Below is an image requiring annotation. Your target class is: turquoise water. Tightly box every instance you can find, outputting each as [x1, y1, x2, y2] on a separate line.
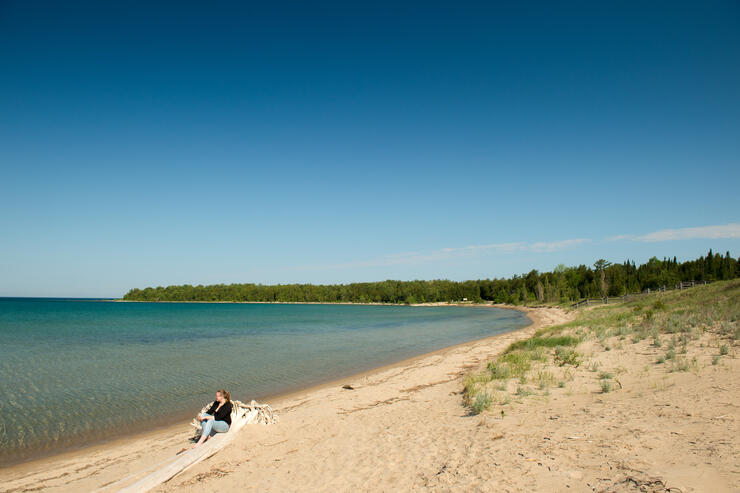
[0, 298, 529, 465]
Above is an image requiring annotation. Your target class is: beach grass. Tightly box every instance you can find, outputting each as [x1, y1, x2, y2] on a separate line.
[463, 279, 739, 414]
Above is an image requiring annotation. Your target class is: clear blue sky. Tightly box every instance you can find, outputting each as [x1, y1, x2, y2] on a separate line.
[1, 1, 739, 297]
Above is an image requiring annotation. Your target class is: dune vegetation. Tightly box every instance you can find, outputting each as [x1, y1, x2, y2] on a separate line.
[463, 278, 739, 414]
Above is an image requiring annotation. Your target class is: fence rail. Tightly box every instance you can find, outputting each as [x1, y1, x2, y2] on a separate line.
[570, 280, 710, 309]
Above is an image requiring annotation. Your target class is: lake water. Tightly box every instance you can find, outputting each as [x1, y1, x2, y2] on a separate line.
[0, 298, 529, 465]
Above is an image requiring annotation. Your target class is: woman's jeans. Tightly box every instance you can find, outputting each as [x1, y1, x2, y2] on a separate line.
[198, 413, 230, 437]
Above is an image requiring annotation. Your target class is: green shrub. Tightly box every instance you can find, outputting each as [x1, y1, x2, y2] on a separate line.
[499, 352, 532, 377]
[487, 362, 511, 380]
[506, 335, 581, 353]
[530, 347, 548, 362]
[600, 380, 612, 393]
[537, 371, 554, 390]
[653, 300, 666, 310]
[670, 357, 690, 372]
[720, 344, 729, 356]
[516, 386, 532, 397]
[471, 392, 493, 414]
[632, 329, 648, 343]
[555, 346, 581, 367]
[463, 373, 487, 405]
[610, 325, 631, 338]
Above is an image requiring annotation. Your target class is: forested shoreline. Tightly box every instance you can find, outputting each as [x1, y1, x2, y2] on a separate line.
[122, 250, 739, 305]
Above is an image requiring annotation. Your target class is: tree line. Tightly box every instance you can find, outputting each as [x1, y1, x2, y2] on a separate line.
[122, 250, 739, 305]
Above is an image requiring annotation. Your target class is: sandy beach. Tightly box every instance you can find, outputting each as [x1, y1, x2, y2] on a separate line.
[2, 302, 737, 492]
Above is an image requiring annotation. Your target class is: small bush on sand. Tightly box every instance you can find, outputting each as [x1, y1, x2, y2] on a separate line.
[600, 380, 612, 393]
[670, 357, 690, 372]
[720, 344, 729, 356]
[537, 371, 555, 390]
[610, 325, 631, 338]
[667, 337, 677, 350]
[555, 346, 581, 367]
[471, 392, 493, 414]
[487, 362, 511, 380]
[632, 329, 648, 343]
[712, 355, 720, 365]
[463, 373, 488, 405]
[499, 352, 532, 378]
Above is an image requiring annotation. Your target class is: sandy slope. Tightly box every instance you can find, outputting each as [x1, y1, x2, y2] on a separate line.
[3, 305, 737, 492]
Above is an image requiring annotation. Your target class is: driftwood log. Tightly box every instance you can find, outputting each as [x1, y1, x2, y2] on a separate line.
[95, 399, 277, 493]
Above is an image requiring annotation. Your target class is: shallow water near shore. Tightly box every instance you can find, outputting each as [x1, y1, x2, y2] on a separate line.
[0, 298, 529, 466]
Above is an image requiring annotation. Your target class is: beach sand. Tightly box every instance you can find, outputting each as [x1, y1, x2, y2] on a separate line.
[2, 305, 737, 492]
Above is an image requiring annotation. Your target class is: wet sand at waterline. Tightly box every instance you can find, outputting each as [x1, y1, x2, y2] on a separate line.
[3, 305, 738, 492]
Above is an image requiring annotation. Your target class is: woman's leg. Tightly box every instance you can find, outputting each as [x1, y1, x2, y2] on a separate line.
[193, 419, 214, 447]
[211, 420, 229, 434]
[193, 417, 228, 447]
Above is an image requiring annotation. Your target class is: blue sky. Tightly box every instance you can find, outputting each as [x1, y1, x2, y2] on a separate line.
[1, 1, 739, 297]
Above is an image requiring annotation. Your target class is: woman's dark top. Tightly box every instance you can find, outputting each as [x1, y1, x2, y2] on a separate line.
[205, 400, 233, 426]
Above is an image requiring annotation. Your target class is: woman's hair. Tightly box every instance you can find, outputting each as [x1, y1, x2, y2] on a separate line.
[217, 389, 231, 402]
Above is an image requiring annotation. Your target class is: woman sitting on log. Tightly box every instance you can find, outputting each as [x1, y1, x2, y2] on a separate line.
[193, 389, 232, 447]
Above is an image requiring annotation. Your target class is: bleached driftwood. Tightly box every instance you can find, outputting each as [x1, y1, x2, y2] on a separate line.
[96, 400, 277, 493]
[190, 399, 277, 431]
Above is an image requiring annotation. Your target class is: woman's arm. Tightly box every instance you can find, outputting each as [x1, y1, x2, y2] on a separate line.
[199, 401, 218, 420]
[213, 402, 232, 421]
[205, 400, 218, 415]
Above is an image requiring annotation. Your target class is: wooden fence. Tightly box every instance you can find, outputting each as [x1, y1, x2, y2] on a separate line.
[570, 280, 710, 309]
